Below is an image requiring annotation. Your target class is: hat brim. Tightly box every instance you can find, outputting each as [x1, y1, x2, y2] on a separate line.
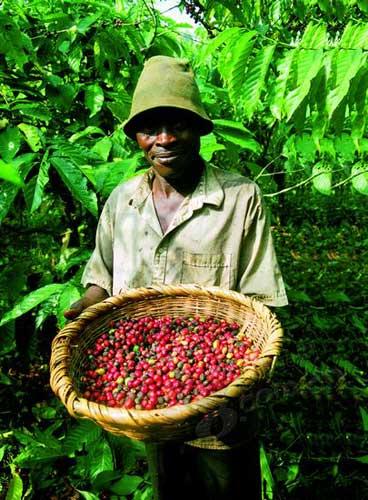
[123, 106, 213, 140]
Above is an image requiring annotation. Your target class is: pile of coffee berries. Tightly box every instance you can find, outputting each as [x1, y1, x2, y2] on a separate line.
[79, 315, 260, 410]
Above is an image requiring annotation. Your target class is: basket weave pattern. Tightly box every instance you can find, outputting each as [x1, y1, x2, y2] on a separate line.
[50, 285, 283, 442]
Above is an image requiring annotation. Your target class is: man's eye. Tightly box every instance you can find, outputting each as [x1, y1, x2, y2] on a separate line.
[141, 127, 155, 135]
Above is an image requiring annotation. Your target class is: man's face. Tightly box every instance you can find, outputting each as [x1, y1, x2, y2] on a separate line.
[135, 108, 201, 180]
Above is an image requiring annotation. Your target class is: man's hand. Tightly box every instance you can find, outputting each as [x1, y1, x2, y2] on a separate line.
[63, 285, 109, 320]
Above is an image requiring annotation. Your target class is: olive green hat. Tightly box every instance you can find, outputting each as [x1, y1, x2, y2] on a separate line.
[123, 56, 213, 139]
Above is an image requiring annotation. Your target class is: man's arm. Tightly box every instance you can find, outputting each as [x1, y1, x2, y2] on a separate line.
[63, 284, 109, 320]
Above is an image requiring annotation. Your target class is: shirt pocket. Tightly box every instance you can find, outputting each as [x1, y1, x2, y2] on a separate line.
[180, 252, 232, 288]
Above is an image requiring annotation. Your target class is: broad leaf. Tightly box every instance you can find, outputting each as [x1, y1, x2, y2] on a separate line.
[359, 407, 368, 432]
[228, 31, 257, 106]
[285, 49, 324, 120]
[312, 162, 332, 195]
[0, 127, 22, 161]
[110, 475, 143, 496]
[5, 468, 23, 500]
[0, 160, 24, 186]
[340, 22, 368, 49]
[213, 119, 260, 152]
[202, 27, 243, 60]
[300, 22, 327, 49]
[0, 157, 35, 222]
[51, 156, 98, 216]
[326, 49, 364, 118]
[242, 45, 275, 120]
[77, 491, 100, 500]
[351, 162, 368, 195]
[200, 133, 225, 161]
[63, 420, 102, 455]
[0, 284, 65, 327]
[30, 154, 50, 213]
[270, 50, 294, 120]
[85, 84, 104, 117]
[92, 136, 112, 161]
[88, 439, 114, 480]
[57, 283, 81, 328]
[69, 126, 105, 144]
[17, 123, 43, 152]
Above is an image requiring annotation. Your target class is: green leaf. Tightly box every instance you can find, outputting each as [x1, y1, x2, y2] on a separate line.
[300, 22, 327, 49]
[351, 162, 368, 195]
[5, 468, 23, 500]
[270, 50, 294, 120]
[326, 49, 364, 118]
[51, 156, 98, 216]
[85, 84, 104, 117]
[213, 119, 260, 153]
[202, 27, 243, 60]
[285, 49, 324, 120]
[0, 284, 65, 327]
[77, 492, 100, 500]
[0, 323, 16, 355]
[260, 443, 274, 500]
[17, 123, 43, 152]
[0, 127, 22, 161]
[77, 13, 102, 34]
[88, 439, 114, 480]
[340, 22, 368, 49]
[69, 126, 105, 144]
[92, 137, 112, 161]
[96, 157, 141, 197]
[0, 372, 12, 385]
[353, 455, 368, 464]
[68, 45, 83, 72]
[12, 103, 51, 122]
[323, 290, 350, 303]
[312, 162, 332, 195]
[0, 445, 7, 461]
[359, 407, 368, 432]
[242, 45, 275, 120]
[0, 156, 34, 223]
[0, 160, 24, 186]
[228, 31, 257, 106]
[63, 420, 102, 455]
[57, 284, 81, 328]
[110, 475, 143, 496]
[200, 133, 225, 162]
[290, 354, 321, 377]
[92, 470, 122, 491]
[30, 154, 50, 213]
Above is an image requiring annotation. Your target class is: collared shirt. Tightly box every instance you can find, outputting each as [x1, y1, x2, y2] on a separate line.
[81, 163, 288, 449]
[82, 164, 288, 307]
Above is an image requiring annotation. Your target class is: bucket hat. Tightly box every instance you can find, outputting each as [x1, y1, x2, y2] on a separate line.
[123, 56, 213, 139]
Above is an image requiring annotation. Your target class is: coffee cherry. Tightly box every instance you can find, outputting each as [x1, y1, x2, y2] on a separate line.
[79, 315, 260, 410]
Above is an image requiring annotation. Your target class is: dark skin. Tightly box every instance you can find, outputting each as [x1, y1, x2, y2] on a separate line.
[64, 107, 203, 320]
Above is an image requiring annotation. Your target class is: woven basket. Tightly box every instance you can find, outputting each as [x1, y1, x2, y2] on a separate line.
[50, 284, 283, 442]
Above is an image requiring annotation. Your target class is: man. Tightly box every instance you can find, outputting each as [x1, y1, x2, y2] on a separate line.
[64, 56, 288, 499]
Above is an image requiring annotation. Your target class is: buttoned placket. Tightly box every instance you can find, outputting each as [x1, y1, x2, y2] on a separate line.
[129, 166, 221, 286]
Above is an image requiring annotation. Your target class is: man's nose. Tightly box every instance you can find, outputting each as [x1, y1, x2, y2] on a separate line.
[155, 126, 177, 145]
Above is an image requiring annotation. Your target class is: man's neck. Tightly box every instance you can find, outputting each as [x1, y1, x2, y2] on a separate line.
[151, 159, 204, 198]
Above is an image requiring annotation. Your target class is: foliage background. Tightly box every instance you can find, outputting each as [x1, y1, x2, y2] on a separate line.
[0, 0, 367, 498]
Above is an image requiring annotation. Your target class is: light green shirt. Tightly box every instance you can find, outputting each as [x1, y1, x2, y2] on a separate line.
[81, 163, 288, 449]
[82, 164, 288, 307]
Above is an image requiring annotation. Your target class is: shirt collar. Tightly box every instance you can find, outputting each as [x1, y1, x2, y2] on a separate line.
[129, 163, 224, 209]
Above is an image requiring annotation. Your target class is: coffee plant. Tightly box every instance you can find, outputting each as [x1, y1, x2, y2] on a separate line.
[0, 0, 367, 498]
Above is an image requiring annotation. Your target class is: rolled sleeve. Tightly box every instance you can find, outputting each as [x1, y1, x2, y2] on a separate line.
[237, 187, 288, 307]
[81, 202, 113, 295]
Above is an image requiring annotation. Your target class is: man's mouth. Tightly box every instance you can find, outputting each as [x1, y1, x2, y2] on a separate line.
[152, 152, 180, 164]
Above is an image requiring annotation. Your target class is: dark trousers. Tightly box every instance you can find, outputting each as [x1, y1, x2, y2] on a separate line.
[145, 438, 261, 500]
